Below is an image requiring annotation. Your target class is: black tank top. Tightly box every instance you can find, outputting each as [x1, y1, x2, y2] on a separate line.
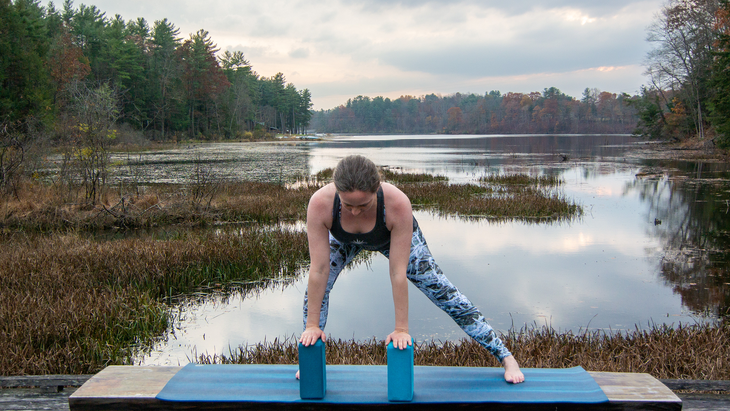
[330, 186, 418, 251]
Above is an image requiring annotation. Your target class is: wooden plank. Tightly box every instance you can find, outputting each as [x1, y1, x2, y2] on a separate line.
[676, 393, 730, 410]
[661, 379, 730, 392]
[1, 387, 79, 411]
[0, 375, 93, 389]
[68, 366, 180, 411]
[69, 366, 684, 411]
[590, 372, 681, 411]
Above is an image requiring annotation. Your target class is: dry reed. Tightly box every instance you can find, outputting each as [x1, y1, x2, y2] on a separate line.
[0, 181, 317, 231]
[380, 168, 448, 184]
[199, 321, 730, 380]
[504, 322, 730, 380]
[1, 170, 580, 231]
[0, 228, 308, 375]
[480, 173, 563, 187]
[401, 183, 580, 221]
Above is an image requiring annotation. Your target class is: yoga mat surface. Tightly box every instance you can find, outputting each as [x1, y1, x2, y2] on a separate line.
[156, 364, 608, 404]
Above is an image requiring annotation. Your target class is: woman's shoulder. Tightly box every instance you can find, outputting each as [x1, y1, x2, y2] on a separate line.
[309, 183, 336, 209]
[381, 183, 412, 217]
[381, 183, 409, 203]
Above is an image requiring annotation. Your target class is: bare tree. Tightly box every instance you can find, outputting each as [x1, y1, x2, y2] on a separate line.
[644, 0, 719, 139]
[63, 82, 121, 204]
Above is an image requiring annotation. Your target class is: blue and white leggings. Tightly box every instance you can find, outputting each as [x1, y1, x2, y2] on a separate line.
[302, 226, 512, 363]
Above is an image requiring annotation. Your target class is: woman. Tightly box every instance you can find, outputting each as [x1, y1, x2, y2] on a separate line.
[299, 155, 524, 383]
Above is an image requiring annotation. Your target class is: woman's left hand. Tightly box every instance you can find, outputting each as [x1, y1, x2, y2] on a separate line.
[385, 330, 412, 350]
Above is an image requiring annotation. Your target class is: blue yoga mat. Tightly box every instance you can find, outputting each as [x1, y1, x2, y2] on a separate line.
[156, 364, 608, 404]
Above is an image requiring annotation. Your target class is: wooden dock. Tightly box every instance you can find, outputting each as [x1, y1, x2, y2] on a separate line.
[58, 365, 685, 410]
[4, 369, 730, 410]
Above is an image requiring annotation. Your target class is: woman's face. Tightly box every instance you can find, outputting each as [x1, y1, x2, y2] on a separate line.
[338, 190, 377, 216]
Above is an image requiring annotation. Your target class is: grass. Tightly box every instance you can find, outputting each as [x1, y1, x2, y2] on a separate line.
[380, 168, 449, 184]
[0, 181, 318, 231]
[401, 183, 580, 221]
[392, 169, 579, 221]
[0, 228, 308, 375]
[199, 321, 730, 380]
[0, 169, 581, 231]
[479, 173, 563, 187]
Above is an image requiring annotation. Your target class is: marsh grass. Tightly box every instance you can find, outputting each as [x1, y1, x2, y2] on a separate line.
[401, 183, 580, 221]
[380, 168, 448, 184]
[199, 321, 730, 380]
[0, 181, 317, 231]
[504, 322, 730, 380]
[480, 173, 563, 187]
[0, 228, 308, 375]
[0, 169, 580, 231]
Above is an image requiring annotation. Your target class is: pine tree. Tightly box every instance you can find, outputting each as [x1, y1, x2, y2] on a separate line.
[0, 0, 52, 123]
[709, 0, 730, 147]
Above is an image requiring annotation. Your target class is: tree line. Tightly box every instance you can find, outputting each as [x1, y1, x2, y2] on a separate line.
[0, 0, 313, 141]
[1, 0, 313, 201]
[634, 0, 730, 148]
[310, 88, 639, 135]
[312, 0, 730, 145]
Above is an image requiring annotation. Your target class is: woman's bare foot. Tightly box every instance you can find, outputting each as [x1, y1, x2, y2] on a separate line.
[502, 355, 525, 383]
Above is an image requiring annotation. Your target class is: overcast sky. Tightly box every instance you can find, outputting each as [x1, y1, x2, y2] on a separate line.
[53, 0, 665, 109]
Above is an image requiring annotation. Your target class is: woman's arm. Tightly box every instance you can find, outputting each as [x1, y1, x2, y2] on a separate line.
[384, 184, 413, 350]
[299, 187, 333, 346]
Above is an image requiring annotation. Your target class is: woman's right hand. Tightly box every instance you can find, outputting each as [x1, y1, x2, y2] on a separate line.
[299, 326, 326, 346]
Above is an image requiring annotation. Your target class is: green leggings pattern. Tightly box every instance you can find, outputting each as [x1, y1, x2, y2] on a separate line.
[303, 226, 512, 362]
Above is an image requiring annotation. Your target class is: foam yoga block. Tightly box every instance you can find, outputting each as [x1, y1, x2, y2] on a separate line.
[387, 341, 414, 402]
[298, 340, 326, 399]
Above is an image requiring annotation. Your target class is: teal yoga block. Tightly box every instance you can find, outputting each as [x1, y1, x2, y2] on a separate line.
[298, 339, 326, 399]
[387, 341, 414, 402]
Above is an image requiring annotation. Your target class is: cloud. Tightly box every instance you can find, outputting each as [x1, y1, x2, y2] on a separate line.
[343, 1, 654, 77]
[340, 0, 657, 17]
[377, 39, 642, 79]
[289, 48, 310, 59]
[306, 64, 646, 110]
[51, 0, 664, 109]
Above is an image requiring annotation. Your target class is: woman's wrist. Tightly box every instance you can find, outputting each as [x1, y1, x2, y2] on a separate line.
[394, 327, 409, 333]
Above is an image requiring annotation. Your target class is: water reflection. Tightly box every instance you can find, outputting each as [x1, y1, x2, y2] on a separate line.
[133, 135, 730, 365]
[626, 160, 730, 318]
[307, 134, 637, 183]
[142, 277, 304, 366]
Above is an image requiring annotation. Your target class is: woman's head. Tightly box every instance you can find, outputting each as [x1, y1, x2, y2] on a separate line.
[333, 155, 381, 193]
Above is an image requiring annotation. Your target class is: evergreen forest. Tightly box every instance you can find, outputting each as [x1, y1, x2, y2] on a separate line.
[1, 0, 313, 143]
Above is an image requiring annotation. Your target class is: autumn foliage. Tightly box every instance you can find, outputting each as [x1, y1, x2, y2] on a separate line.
[312, 88, 637, 135]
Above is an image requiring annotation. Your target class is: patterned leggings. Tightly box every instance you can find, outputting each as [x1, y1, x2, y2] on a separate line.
[302, 226, 512, 362]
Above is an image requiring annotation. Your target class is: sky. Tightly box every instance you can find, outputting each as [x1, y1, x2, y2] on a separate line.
[53, 0, 665, 110]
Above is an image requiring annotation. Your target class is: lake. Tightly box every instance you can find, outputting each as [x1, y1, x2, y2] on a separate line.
[124, 134, 730, 366]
